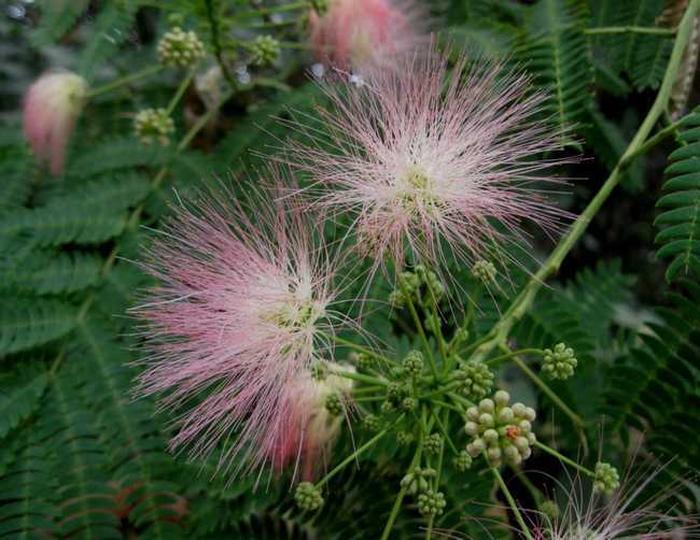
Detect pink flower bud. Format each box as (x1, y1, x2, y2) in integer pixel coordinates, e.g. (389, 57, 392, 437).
(23, 72, 88, 175)
(309, 0, 425, 72)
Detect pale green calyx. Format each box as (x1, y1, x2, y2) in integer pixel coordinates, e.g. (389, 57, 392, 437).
(400, 466, 436, 495)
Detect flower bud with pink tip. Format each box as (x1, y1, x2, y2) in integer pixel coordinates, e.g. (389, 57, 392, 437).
(263, 364, 354, 480)
(133, 170, 345, 477)
(308, 0, 425, 73)
(22, 71, 88, 175)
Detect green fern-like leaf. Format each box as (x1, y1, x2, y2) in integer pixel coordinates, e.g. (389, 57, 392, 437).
(0, 366, 48, 440)
(518, 0, 593, 134)
(0, 299, 77, 356)
(0, 252, 102, 295)
(655, 107, 700, 281)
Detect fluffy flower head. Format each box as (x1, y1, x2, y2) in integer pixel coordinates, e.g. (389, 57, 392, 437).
(134, 175, 340, 476)
(23, 71, 88, 175)
(308, 0, 424, 72)
(286, 47, 574, 274)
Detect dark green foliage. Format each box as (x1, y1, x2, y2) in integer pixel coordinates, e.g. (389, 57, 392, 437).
(655, 108, 700, 281)
(518, 0, 593, 134)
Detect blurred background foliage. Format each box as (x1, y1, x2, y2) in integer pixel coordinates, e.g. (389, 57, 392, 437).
(0, 0, 698, 538)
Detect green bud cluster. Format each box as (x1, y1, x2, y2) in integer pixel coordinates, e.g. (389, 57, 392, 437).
(294, 482, 323, 511)
(363, 414, 381, 432)
(453, 359, 494, 400)
(324, 393, 343, 416)
(158, 27, 205, 68)
(349, 351, 373, 371)
(133, 108, 175, 146)
(593, 461, 620, 495)
(542, 343, 578, 380)
(424, 313, 441, 335)
(400, 467, 435, 495)
(250, 35, 281, 66)
(465, 390, 537, 467)
(539, 499, 559, 520)
(471, 260, 497, 283)
(396, 430, 414, 446)
(386, 382, 409, 407)
(453, 450, 473, 471)
(390, 266, 445, 308)
(416, 265, 445, 301)
(400, 397, 417, 412)
(402, 350, 424, 376)
(423, 433, 443, 455)
(417, 490, 446, 516)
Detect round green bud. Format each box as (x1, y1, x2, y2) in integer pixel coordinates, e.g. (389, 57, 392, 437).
(466, 407, 480, 421)
(593, 462, 620, 495)
(324, 393, 343, 416)
(423, 433, 443, 455)
(478, 399, 495, 413)
(387, 382, 409, 404)
(133, 108, 174, 146)
(398, 271, 420, 292)
(417, 490, 446, 517)
(542, 343, 578, 380)
(402, 350, 424, 376)
(464, 421, 479, 436)
(453, 450, 473, 471)
(539, 499, 559, 520)
(250, 35, 280, 66)
(494, 390, 510, 406)
(380, 400, 395, 414)
(454, 360, 494, 400)
(471, 260, 497, 283)
(452, 327, 469, 346)
(363, 414, 381, 432)
(158, 27, 205, 68)
(388, 290, 405, 308)
(401, 397, 417, 412)
(396, 430, 414, 446)
(294, 482, 323, 511)
(483, 428, 499, 444)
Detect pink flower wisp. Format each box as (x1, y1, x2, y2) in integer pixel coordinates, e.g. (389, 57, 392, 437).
(23, 71, 88, 175)
(285, 48, 574, 274)
(308, 0, 425, 72)
(134, 180, 341, 477)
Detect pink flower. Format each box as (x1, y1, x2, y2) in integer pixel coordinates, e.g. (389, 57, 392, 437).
(285, 48, 574, 274)
(23, 71, 88, 175)
(133, 176, 342, 477)
(308, 0, 425, 72)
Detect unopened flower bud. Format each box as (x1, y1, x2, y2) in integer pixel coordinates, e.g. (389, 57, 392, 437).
(402, 350, 424, 376)
(423, 433, 442, 455)
(158, 27, 205, 68)
(594, 462, 620, 495)
(133, 108, 175, 145)
(295, 481, 323, 511)
(250, 35, 281, 66)
(453, 450, 473, 471)
(542, 343, 578, 380)
(472, 260, 496, 283)
(324, 393, 343, 416)
(417, 490, 446, 516)
(23, 71, 88, 175)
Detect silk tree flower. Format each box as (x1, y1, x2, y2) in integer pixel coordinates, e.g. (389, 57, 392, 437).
(22, 71, 88, 175)
(284, 47, 575, 275)
(133, 176, 345, 477)
(308, 0, 425, 73)
(263, 365, 354, 480)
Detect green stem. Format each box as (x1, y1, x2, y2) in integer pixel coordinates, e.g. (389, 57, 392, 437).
(399, 278, 438, 378)
(424, 276, 450, 375)
(165, 69, 195, 116)
(235, 1, 308, 19)
(585, 26, 675, 36)
(511, 354, 585, 431)
(316, 421, 397, 488)
(621, 116, 686, 166)
(491, 467, 534, 540)
(420, 381, 461, 401)
(431, 409, 458, 454)
(87, 65, 163, 98)
(328, 369, 387, 387)
(514, 469, 544, 506)
(204, 0, 237, 88)
(471, 0, 700, 363)
(533, 441, 595, 478)
(326, 333, 392, 363)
